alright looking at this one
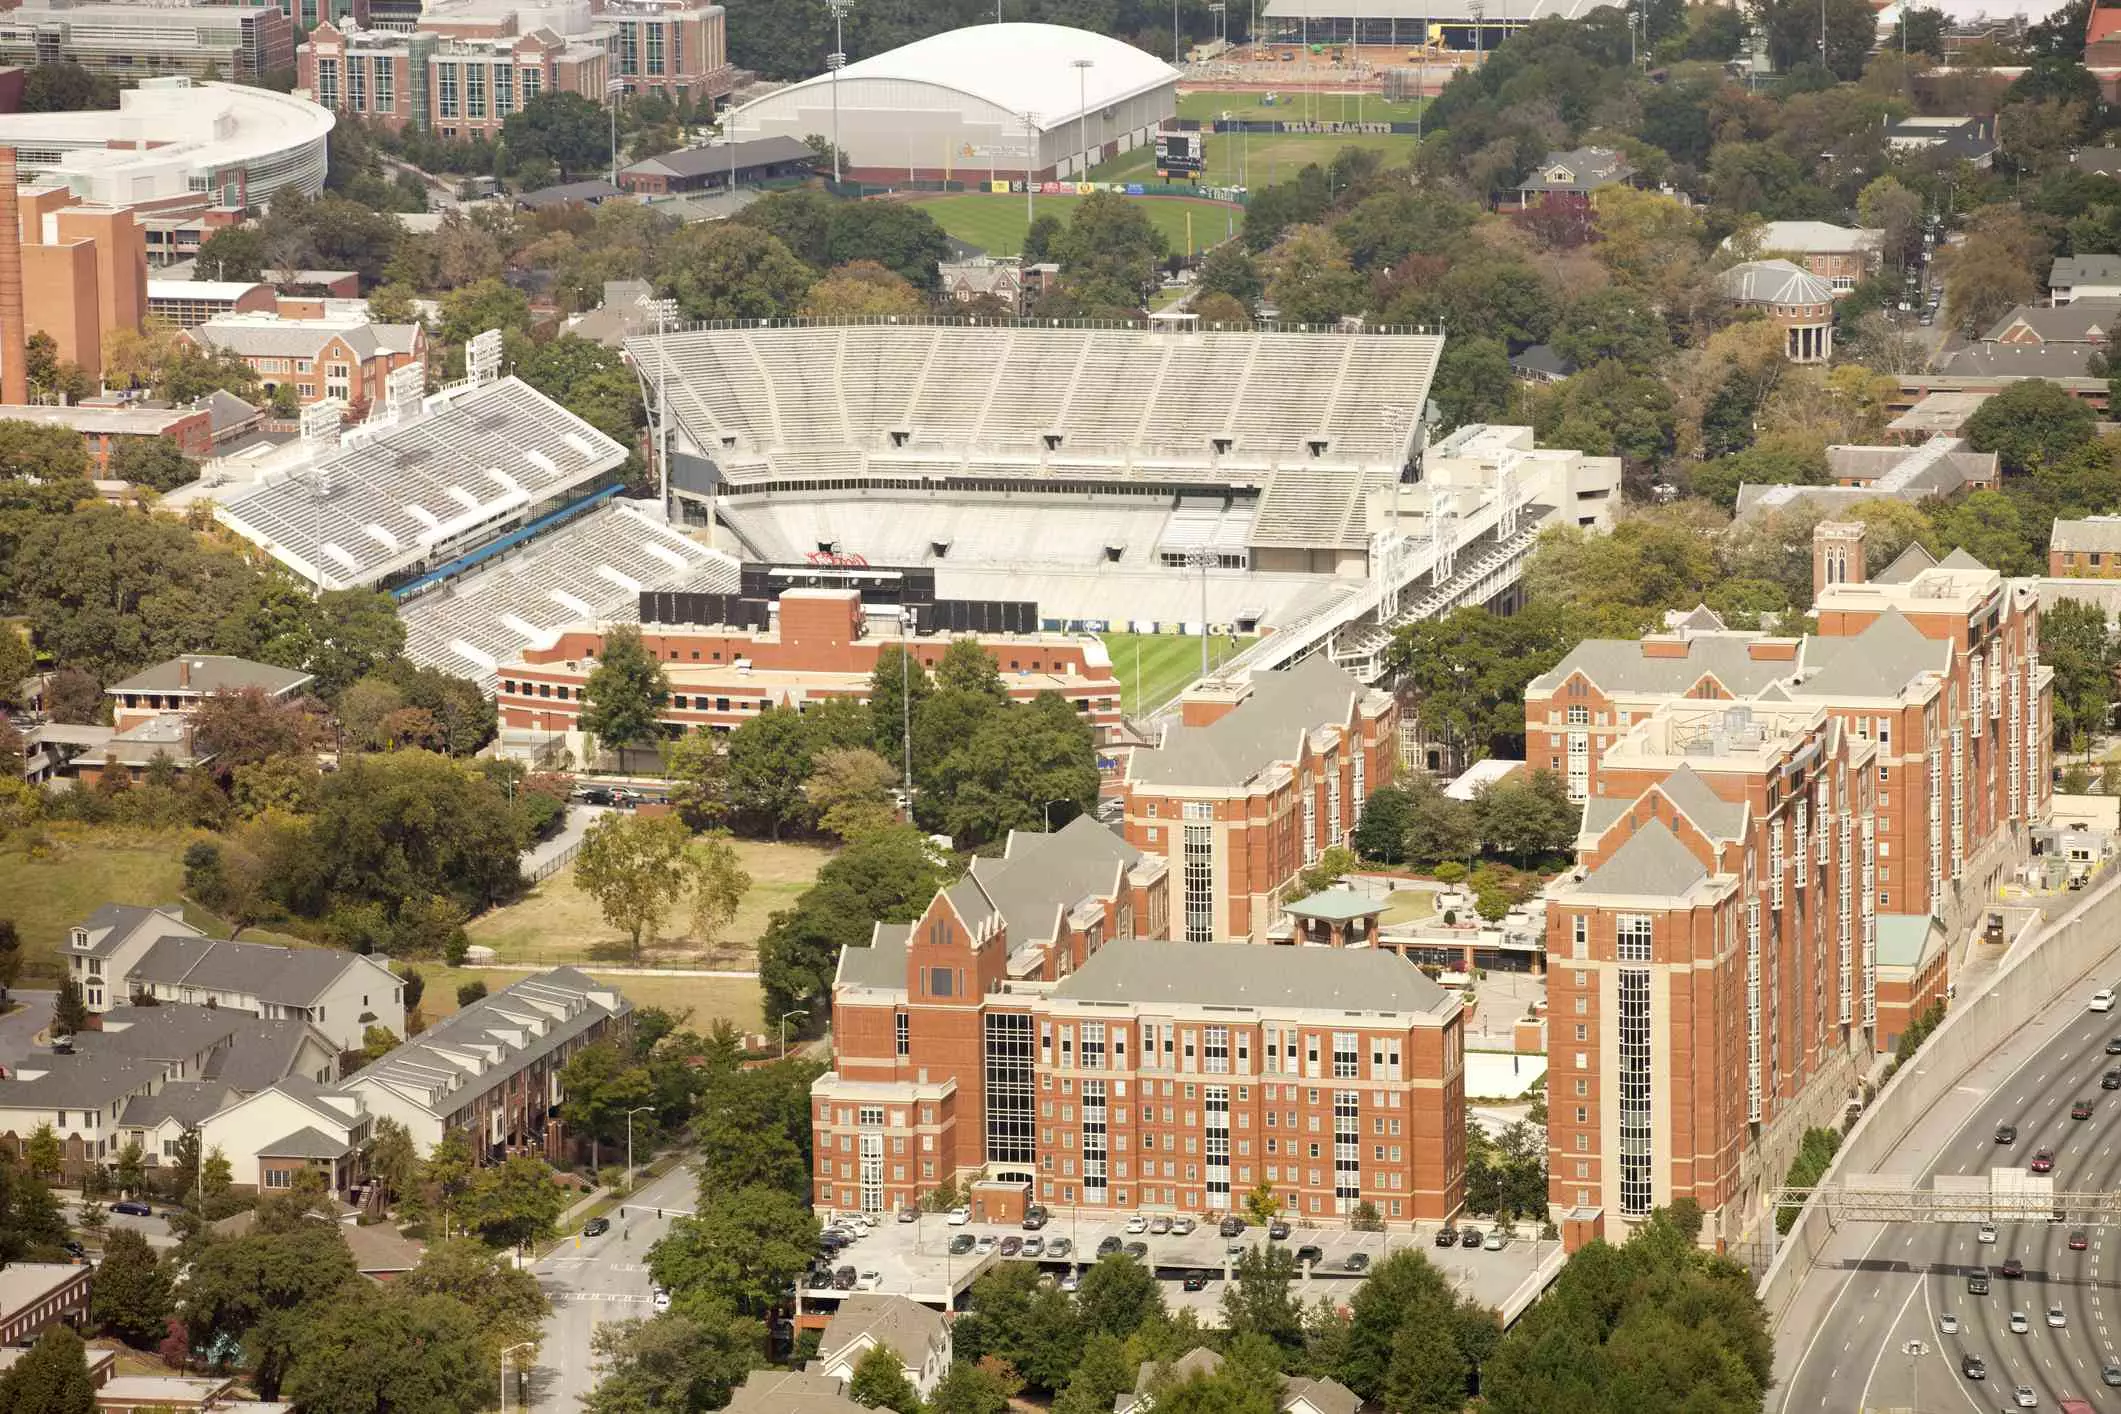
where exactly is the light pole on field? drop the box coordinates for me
[826,0,852,183]
[625,1105,653,1192]
[1073,59,1094,179]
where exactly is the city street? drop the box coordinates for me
[524,1162,695,1412]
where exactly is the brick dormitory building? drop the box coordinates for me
[1527,522,2051,1250]
[812,662,1464,1230]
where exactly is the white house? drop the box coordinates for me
[197,1076,373,1194]
[812,1296,952,1399]
[2050,254,2121,305]
[65,904,405,1053]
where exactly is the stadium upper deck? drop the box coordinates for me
[625,321,1443,483]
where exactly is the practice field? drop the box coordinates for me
[899,192,1241,258]
[1103,631,1256,716]
[1176,87,1429,124]
[1088,131,1414,189]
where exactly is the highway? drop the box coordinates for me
[523,1162,694,1411]
[1774,978,2121,1412]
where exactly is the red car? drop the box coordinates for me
[2030,1148,2056,1174]
[2002,1256,2026,1278]
[2071,1230,2090,1251]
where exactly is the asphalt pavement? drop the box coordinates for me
[525,1162,695,1411]
[1773,979,2121,1412]
[0,991,54,1074]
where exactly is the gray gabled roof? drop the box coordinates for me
[348,968,629,1114]
[70,904,190,960]
[818,1294,947,1366]
[838,925,910,991]
[1137,1347,1225,1392]
[1874,542,1938,583]
[1281,1376,1362,1414]
[2053,518,2121,555]
[624,136,814,179]
[258,1125,351,1159]
[1981,297,2121,345]
[106,654,313,698]
[964,815,1141,960]
[1793,610,1953,701]
[1579,820,1710,897]
[1528,634,1793,699]
[127,935,377,1008]
[1129,657,1369,788]
[1939,547,1989,571]
[1648,765,1747,841]
[2050,254,2121,288]
[1052,940,1453,1015]
[119,1081,236,1131]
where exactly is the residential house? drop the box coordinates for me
[935,256,1055,311]
[618,136,815,194]
[339,967,631,1161]
[1509,343,1575,384]
[1884,115,1998,167]
[565,279,659,348]
[181,313,424,409]
[725,1370,864,1414]
[1717,260,1836,362]
[1120,656,1399,943]
[2049,517,2121,578]
[198,1077,373,1194]
[1512,146,1633,207]
[1113,1348,1227,1413]
[2074,147,2121,178]
[105,654,313,730]
[812,1295,951,1399]
[2049,254,2121,304]
[63,906,404,1054]
[1281,1377,1363,1414]
[1981,298,2121,346]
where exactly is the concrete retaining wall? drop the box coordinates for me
[1760,864,2121,1331]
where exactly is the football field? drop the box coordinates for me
[900,192,1242,258]
[1103,631,1256,716]
[1086,130,1415,189]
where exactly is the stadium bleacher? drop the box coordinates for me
[716,489,1191,570]
[214,377,629,591]
[401,502,738,686]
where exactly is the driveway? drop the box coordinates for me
[0,991,53,1075]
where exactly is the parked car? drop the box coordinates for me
[974,1235,998,1256]
[1123,1241,1149,1260]
[1295,1244,1323,1266]
[1435,1226,1458,1247]
[1098,1236,1124,1257]
[808,1267,835,1289]
[999,1236,1023,1257]
[819,1230,851,1253]
[1268,1219,1292,1240]
[1125,1215,1148,1234]
[856,1270,881,1290]
[1149,1216,1174,1235]
[1483,1230,1507,1251]
[946,1207,972,1226]
[652,1287,672,1312]
[833,1266,857,1290]
[1182,1271,1211,1291]
[897,1207,919,1223]
[1171,1217,1197,1236]
[1060,1271,1081,1292]
[1046,1238,1072,1259]
[1343,1252,1371,1273]
[1218,1216,1246,1238]
[1022,1207,1049,1231]
[111,1201,151,1217]
[583,1217,610,1238]
[949,1234,976,1256]
[1460,1227,1484,1248]
[1021,1237,1044,1258]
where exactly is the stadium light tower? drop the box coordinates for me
[1072,58,1094,179]
[826,0,852,183]
[1022,110,1039,227]
[648,297,678,522]
[1184,546,1215,675]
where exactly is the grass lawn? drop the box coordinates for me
[467,837,830,968]
[1090,131,1415,190]
[417,966,763,1032]
[1176,87,1429,124]
[1101,632,1256,716]
[1379,888,1439,925]
[900,192,1241,258]
[0,828,190,957]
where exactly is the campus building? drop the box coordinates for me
[12,186,149,377]
[1531,523,2053,1249]
[495,586,1125,745]
[1119,657,1399,944]
[2049,517,2121,578]
[816,927,1466,1224]
[180,312,425,409]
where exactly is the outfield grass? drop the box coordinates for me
[417,966,763,1032]
[1102,632,1256,716]
[900,192,1241,258]
[1176,87,1429,124]
[1089,131,1416,189]
[467,837,829,968]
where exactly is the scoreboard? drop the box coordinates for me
[1155,130,1204,180]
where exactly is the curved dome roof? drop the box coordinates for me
[765,23,1178,128]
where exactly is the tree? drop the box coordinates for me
[801,260,926,318]
[0,918,23,1002]
[660,223,814,321]
[367,283,421,324]
[0,419,90,481]
[456,979,488,1007]
[2044,599,2117,750]
[1354,786,1413,865]
[1760,0,1876,76]
[1474,769,1578,864]
[577,812,701,961]
[177,1222,358,1393]
[1964,378,2099,475]
[1075,1252,1163,1338]
[280,1286,490,1414]
[113,1141,147,1198]
[868,645,932,773]
[90,1227,173,1348]
[1221,1246,1304,1353]
[301,749,526,920]
[107,437,198,493]
[757,824,953,1021]
[726,706,815,838]
[928,1359,1019,1414]
[23,1122,62,1180]
[1194,242,1263,313]
[1429,336,1514,430]
[1265,224,1366,326]
[194,226,268,283]
[579,625,669,764]
[1049,192,1170,309]
[1939,205,2049,337]
[582,1309,763,1414]
[686,831,751,950]
[0,1324,96,1414]
[436,278,531,344]
[1290,844,1358,902]
[501,91,610,178]
[806,746,901,841]
[648,1183,819,1316]
[1383,1303,1473,1414]
[848,1343,922,1413]
[559,1041,655,1169]
[460,1156,569,1249]
[191,687,322,769]
[52,981,87,1039]
[397,1237,550,1362]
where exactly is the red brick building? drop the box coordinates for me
[497,588,1123,740]
[817,817,1465,1225]
[1119,658,1399,944]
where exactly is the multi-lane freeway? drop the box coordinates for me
[1775,975,2121,1412]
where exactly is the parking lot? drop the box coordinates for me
[793,1210,1557,1319]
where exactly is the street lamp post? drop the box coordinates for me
[1902,1338,1926,1411]
[606,78,627,187]
[625,1105,654,1193]
[500,1340,537,1414]
[781,1009,808,1059]
[1072,59,1094,179]
[826,0,852,184]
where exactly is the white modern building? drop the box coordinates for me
[0,77,333,210]
[723,23,1178,182]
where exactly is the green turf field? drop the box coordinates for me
[1176,86,1428,124]
[1103,632,1257,716]
[1087,131,1415,189]
[902,192,1241,258]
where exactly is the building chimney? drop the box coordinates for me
[0,150,24,408]
[178,658,191,688]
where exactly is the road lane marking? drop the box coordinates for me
[1856,1280,1925,1414]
